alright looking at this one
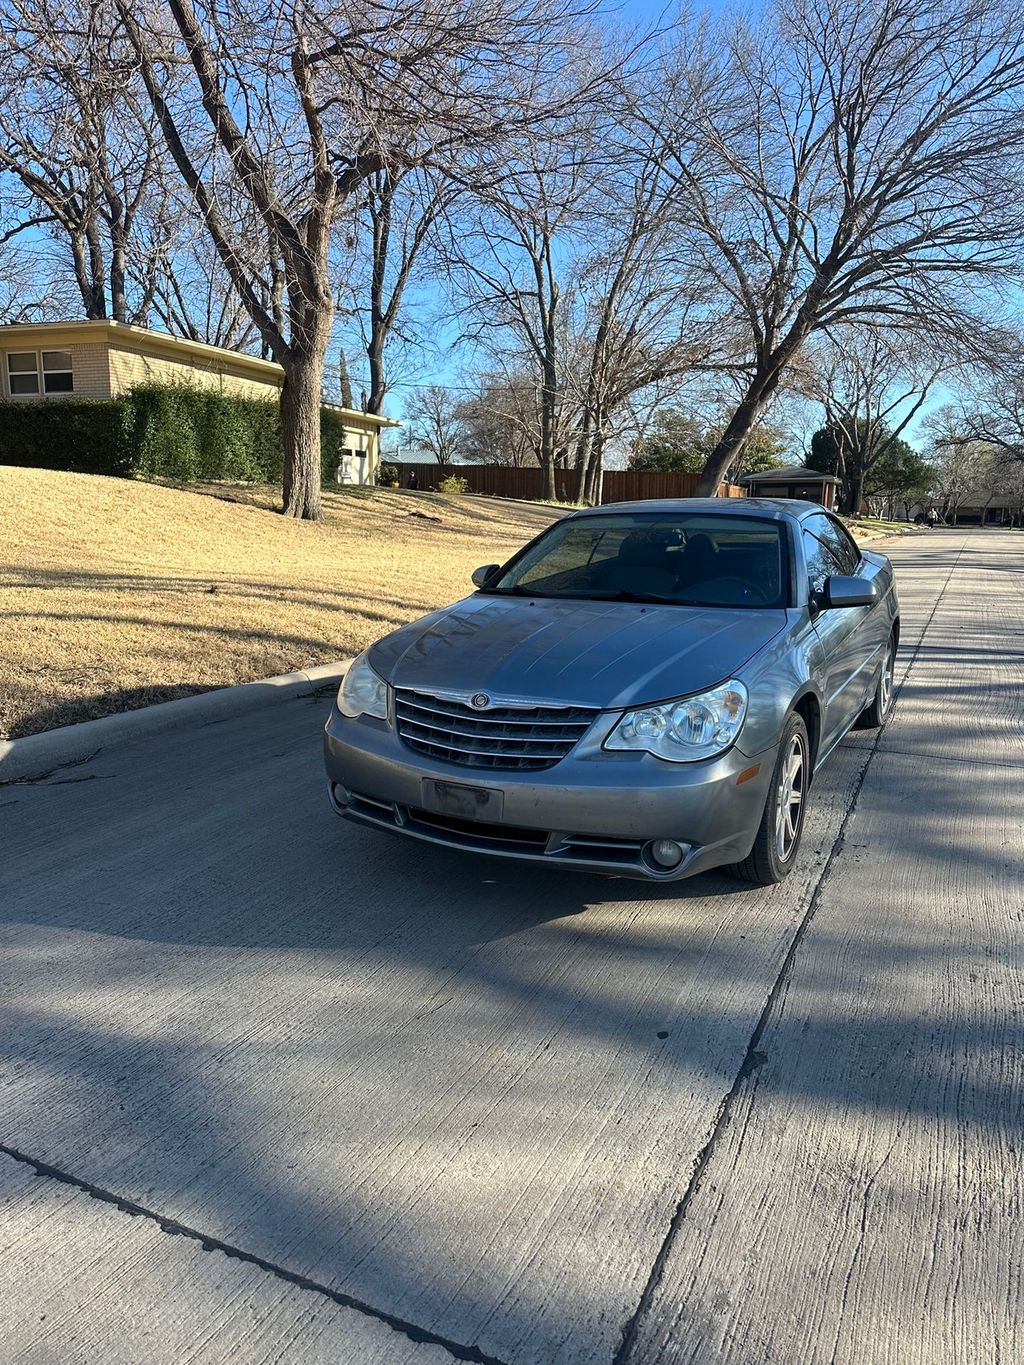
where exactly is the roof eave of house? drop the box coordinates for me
[0,318,400,425]
[741,468,842,485]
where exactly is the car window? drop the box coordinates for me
[484,513,790,609]
[804,513,860,576]
[802,528,840,598]
[825,513,862,569]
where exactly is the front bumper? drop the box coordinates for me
[323,706,777,881]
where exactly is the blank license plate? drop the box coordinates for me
[421,779,504,821]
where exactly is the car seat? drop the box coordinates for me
[677,532,720,587]
[593,530,680,596]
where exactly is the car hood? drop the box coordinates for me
[369,595,787,710]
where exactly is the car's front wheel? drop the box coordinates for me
[729,711,810,886]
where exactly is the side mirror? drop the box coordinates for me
[472,563,500,588]
[823,575,877,608]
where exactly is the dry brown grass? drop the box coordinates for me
[0,467,561,738]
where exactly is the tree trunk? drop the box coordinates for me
[696,391,765,496]
[585,429,605,505]
[85,215,107,318]
[338,349,353,408]
[71,230,106,319]
[573,407,594,502]
[846,469,865,516]
[540,369,558,501]
[109,229,129,322]
[697,318,814,496]
[366,331,385,415]
[280,345,325,520]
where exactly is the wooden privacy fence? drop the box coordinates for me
[391,462,746,503]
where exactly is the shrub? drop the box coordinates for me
[377,461,400,486]
[125,384,284,483]
[0,398,134,476]
[0,385,356,486]
[438,474,469,494]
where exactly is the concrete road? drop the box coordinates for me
[1,528,1020,1365]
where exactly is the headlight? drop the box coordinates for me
[605,680,748,762]
[337,650,388,720]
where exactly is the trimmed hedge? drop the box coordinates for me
[0,384,351,485]
[0,397,136,477]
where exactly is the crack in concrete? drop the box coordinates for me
[612,545,965,1365]
[0,1143,511,1365]
[0,748,103,788]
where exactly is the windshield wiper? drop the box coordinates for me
[483,584,559,598]
[597,590,696,606]
[484,587,701,605]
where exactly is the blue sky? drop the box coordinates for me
[3,0,954,458]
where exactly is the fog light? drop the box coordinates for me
[332,782,352,808]
[646,839,685,869]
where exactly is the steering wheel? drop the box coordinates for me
[695,576,774,606]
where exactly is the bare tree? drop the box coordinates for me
[950,356,1024,463]
[0,0,164,322]
[357,167,459,417]
[130,176,276,349]
[451,130,593,499]
[644,0,1024,495]
[568,94,732,503]
[456,373,541,466]
[0,236,49,322]
[924,408,996,522]
[119,0,599,520]
[804,332,938,511]
[405,385,465,466]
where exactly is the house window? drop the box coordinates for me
[42,350,74,393]
[4,350,74,395]
[6,352,40,395]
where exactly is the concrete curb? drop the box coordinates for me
[0,660,351,785]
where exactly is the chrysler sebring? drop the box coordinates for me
[324,499,898,885]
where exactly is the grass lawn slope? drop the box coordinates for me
[1,468,561,739]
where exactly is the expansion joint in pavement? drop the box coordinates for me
[0,1142,513,1365]
[612,543,965,1365]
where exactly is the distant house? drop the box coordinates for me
[0,318,396,485]
[741,465,842,510]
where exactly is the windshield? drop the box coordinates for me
[484,513,789,609]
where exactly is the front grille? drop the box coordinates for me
[394,688,598,772]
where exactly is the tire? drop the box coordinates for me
[729,711,810,886]
[854,630,896,730]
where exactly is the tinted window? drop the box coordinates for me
[802,529,838,597]
[804,513,859,575]
[486,513,789,609]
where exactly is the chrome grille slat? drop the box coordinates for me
[400,717,575,747]
[394,688,596,772]
[396,695,594,727]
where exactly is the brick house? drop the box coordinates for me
[0,318,396,485]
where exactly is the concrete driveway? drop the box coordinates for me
[1,528,1020,1365]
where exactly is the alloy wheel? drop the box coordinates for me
[775,732,807,862]
[880,639,895,717]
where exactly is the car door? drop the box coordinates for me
[801,515,875,747]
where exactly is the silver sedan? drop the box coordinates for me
[323,499,898,886]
